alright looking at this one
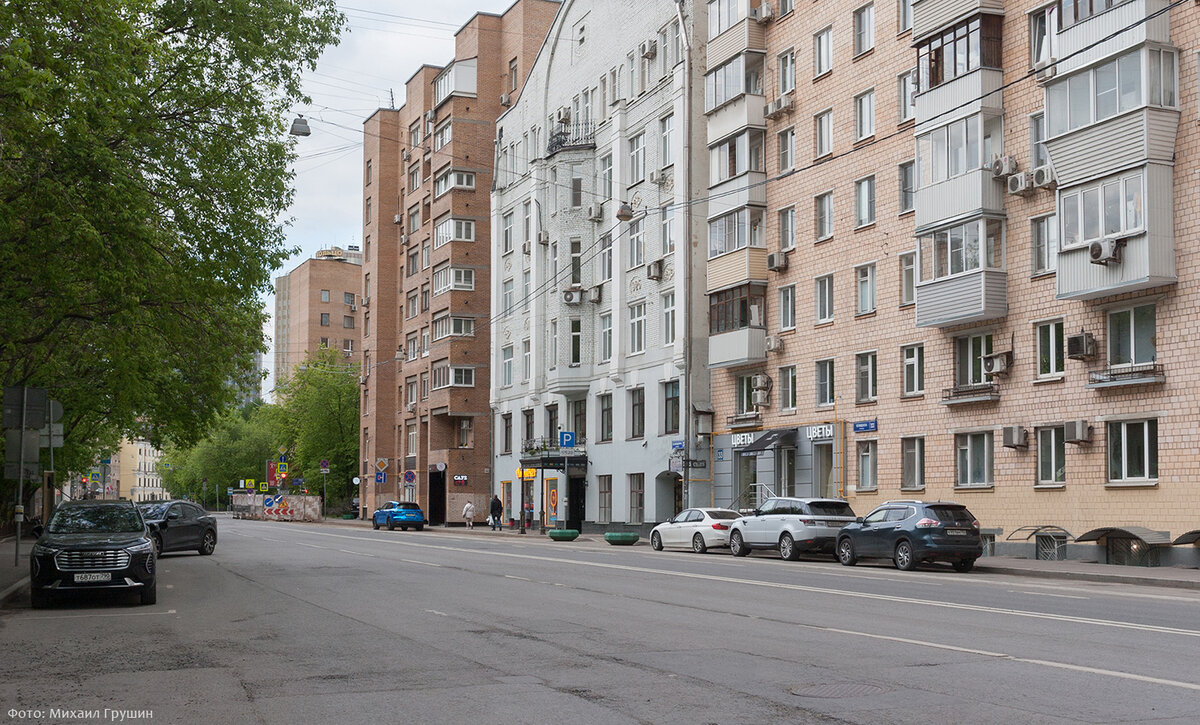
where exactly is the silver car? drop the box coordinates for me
[650,508,742,553]
[729,497,857,560]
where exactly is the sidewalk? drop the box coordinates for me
[0,535,32,606]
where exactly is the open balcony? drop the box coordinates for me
[547,122,596,157]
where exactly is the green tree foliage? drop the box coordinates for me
[162,348,358,510]
[0,0,343,507]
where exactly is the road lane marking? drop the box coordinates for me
[26,609,178,620]
[401,559,440,567]
[1010,590,1088,600]
[337,549,375,557]
[298,542,325,549]
[505,575,530,581]
[425,609,448,616]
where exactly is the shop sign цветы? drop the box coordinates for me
[731,432,756,447]
[806,424,834,440]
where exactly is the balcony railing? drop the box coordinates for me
[1086,363,1165,389]
[547,122,596,156]
[521,436,588,456]
[726,412,761,428]
[940,382,1000,405]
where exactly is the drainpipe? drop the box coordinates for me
[674,0,694,508]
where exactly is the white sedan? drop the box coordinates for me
[650,508,743,553]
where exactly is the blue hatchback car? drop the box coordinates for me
[372,501,425,531]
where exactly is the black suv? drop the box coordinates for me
[29,500,157,607]
[137,500,218,555]
[836,500,983,572]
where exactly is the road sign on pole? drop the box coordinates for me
[376,472,387,484]
[559,431,575,448]
[320,458,330,474]
[375,458,388,472]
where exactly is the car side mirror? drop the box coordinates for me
[753,509,762,516]
[855,517,864,523]
[31,525,44,538]
[167,512,180,520]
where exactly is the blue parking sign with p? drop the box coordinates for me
[559,431,575,448]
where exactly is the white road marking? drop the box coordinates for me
[425,609,448,616]
[401,559,440,567]
[505,575,530,581]
[337,549,375,557]
[27,609,177,620]
[298,543,325,549]
[1010,590,1088,600]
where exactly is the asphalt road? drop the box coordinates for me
[3,518,1200,724]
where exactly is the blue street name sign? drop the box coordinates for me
[853,419,878,433]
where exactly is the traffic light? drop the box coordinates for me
[81,475,89,485]
[281,472,288,480]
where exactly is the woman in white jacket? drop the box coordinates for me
[462,500,476,529]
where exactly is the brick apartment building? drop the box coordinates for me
[358,0,557,522]
[705,0,1200,565]
[273,246,363,387]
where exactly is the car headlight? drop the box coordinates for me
[126,539,155,554]
[31,543,61,557]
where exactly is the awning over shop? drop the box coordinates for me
[518,454,588,473]
[740,428,797,452]
[1172,530,1200,545]
[1005,525,1073,541]
[1075,526,1172,545]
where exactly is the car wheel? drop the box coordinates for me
[387,518,395,531]
[198,530,216,556]
[30,587,50,610]
[894,540,917,571]
[692,532,708,554]
[837,537,857,566]
[729,530,749,557]
[139,579,157,606]
[650,532,663,551]
[415,525,424,531]
[779,532,799,561]
[953,558,976,573]
[152,532,164,555]
[372,517,380,530]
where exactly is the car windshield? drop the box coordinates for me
[806,501,854,517]
[397,503,420,510]
[707,510,741,520]
[48,505,144,534]
[137,503,171,519]
[929,505,974,525]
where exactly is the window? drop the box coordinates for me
[917,16,1003,91]
[854,90,875,140]
[902,344,924,395]
[599,313,612,362]
[522,339,531,381]
[406,376,417,405]
[780,0,795,14]
[522,270,531,311]
[572,399,587,440]
[815,274,833,323]
[897,437,925,490]
[1030,5,1055,66]
[570,319,582,365]
[1059,171,1142,247]
[407,249,419,277]
[853,5,874,56]
[421,284,430,310]
[1037,320,1065,377]
[856,264,876,314]
[601,154,613,199]
[432,315,475,340]
[955,432,993,487]
[320,313,330,326]
[598,394,613,442]
[502,279,514,316]
[916,115,1003,187]
[1030,112,1049,168]
[664,380,680,434]
[628,473,645,525]
[778,207,795,250]
[1061,0,1136,30]
[501,346,513,386]
[779,365,797,410]
[709,284,766,333]
[408,164,420,192]
[856,352,877,402]
[433,121,452,150]
[660,114,674,167]
[816,359,835,406]
[854,177,875,227]
[857,441,877,491]
[813,27,832,77]
[435,217,474,248]
[708,207,765,257]
[629,303,646,354]
[548,320,558,368]
[898,161,915,214]
[629,388,645,439]
[814,110,832,158]
[662,292,676,344]
[433,169,474,196]
[777,128,794,171]
[710,129,765,185]
[501,212,514,254]
[1107,419,1157,483]
[365,197,371,224]
[735,375,755,414]
[629,132,645,183]
[1047,49,1174,137]
[778,49,795,94]
[898,70,916,122]
[1027,214,1058,277]
[1108,303,1156,366]
[662,209,675,255]
[778,285,795,330]
[570,239,582,285]
[898,0,912,33]
[598,475,612,523]
[419,371,428,399]
[408,204,420,233]
[522,409,534,445]
[570,165,583,207]
[365,159,372,185]
[1038,427,1066,485]
[320,289,330,303]
[814,192,833,241]
[918,218,1004,281]
[955,333,993,386]
[629,218,645,268]
[707,0,741,39]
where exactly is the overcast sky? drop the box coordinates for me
[264,0,539,397]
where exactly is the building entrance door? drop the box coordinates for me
[813,443,835,498]
[736,452,757,510]
[428,470,446,524]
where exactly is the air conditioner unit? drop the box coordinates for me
[393,213,403,225]
[764,335,782,352]
[1002,425,1028,449]
[401,234,409,245]
[500,93,511,107]
[1088,237,1125,265]
[1035,58,1057,82]
[586,203,603,222]
[562,289,583,305]
[556,106,571,124]
[537,230,550,244]
[981,350,1012,376]
[639,40,657,59]
[755,2,775,23]
[1066,332,1096,360]
[349,303,357,312]
[649,170,663,185]
[1032,165,1056,189]
[358,375,367,386]
[991,155,1018,178]
[646,259,664,280]
[359,296,370,307]
[425,110,435,122]
[766,252,788,271]
[752,389,770,406]
[751,374,771,390]
[402,149,411,161]
[1007,171,1032,196]
[1064,419,1092,443]
[763,96,792,119]
[406,402,416,413]
[343,350,353,358]
[588,285,603,303]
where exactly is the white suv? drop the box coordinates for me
[729,497,857,560]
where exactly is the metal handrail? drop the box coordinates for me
[1088,363,1163,384]
[547,122,597,155]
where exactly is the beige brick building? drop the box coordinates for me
[273,247,363,387]
[705,0,1200,565]
[358,0,557,522]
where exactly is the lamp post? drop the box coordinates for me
[289,114,312,136]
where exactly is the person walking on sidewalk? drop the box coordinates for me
[462,500,476,529]
[489,495,503,531]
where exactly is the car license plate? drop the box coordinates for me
[74,572,112,583]
[946,529,967,536]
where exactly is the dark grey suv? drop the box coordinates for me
[836,500,983,572]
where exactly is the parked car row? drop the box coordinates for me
[28,499,218,609]
[651,498,983,573]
